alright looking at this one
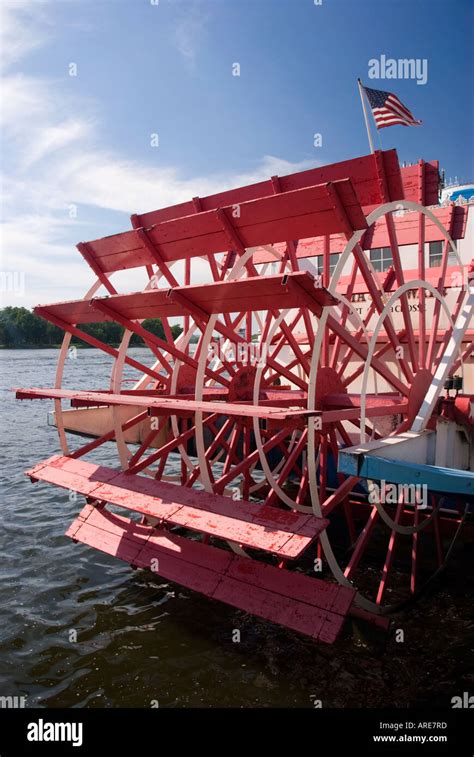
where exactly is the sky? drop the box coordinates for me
[1,0,473,307]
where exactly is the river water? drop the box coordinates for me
[0,349,472,708]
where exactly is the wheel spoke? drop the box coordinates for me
[214,427,290,493]
[376,495,405,605]
[344,505,379,580]
[385,214,418,371]
[70,411,149,459]
[127,415,168,468]
[264,429,308,507]
[410,504,420,595]
[127,412,220,475]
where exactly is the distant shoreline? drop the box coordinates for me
[0,344,141,350]
[0,341,196,349]
[0,307,182,350]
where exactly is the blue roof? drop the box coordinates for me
[449,188,474,201]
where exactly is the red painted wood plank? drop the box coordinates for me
[70,519,148,565]
[143,528,234,574]
[400,161,439,206]
[138,544,226,596]
[26,456,328,559]
[64,502,99,540]
[133,150,403,228]
[55,468,324,559]
[79,181,366,273]
[94,272,334,320]
[33,271,336,325]
[146,399,314,420]
[27,455,118,498]
[66,505,355,642]
[211,576,329,640]
[35,298,113,325]
[26,455,62,479]
[451,205,468,239]
[224,558,353,615]
[17,387,317,422]
[67,387,307,408]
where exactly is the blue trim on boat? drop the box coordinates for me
[338,451,474,498]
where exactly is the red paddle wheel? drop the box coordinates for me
[17,150,473,640]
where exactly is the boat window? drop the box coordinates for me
[315,253,340,276]
[428,240,458,267]
[369,247,393,272]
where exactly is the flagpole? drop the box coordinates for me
[358,78,375,154]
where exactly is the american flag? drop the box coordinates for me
[362,84,422,130]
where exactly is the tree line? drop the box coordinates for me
[0,307,182,348]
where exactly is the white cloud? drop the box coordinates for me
[0,214,97,306]
[1,73,97,172]
[0,75,51,129]
[173,1,209,68]
[0,0,52,72]
[33,150,315,215]
[0,1,319,308]
[21,118,94,170]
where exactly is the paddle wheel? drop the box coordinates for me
[17,150,473,640]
